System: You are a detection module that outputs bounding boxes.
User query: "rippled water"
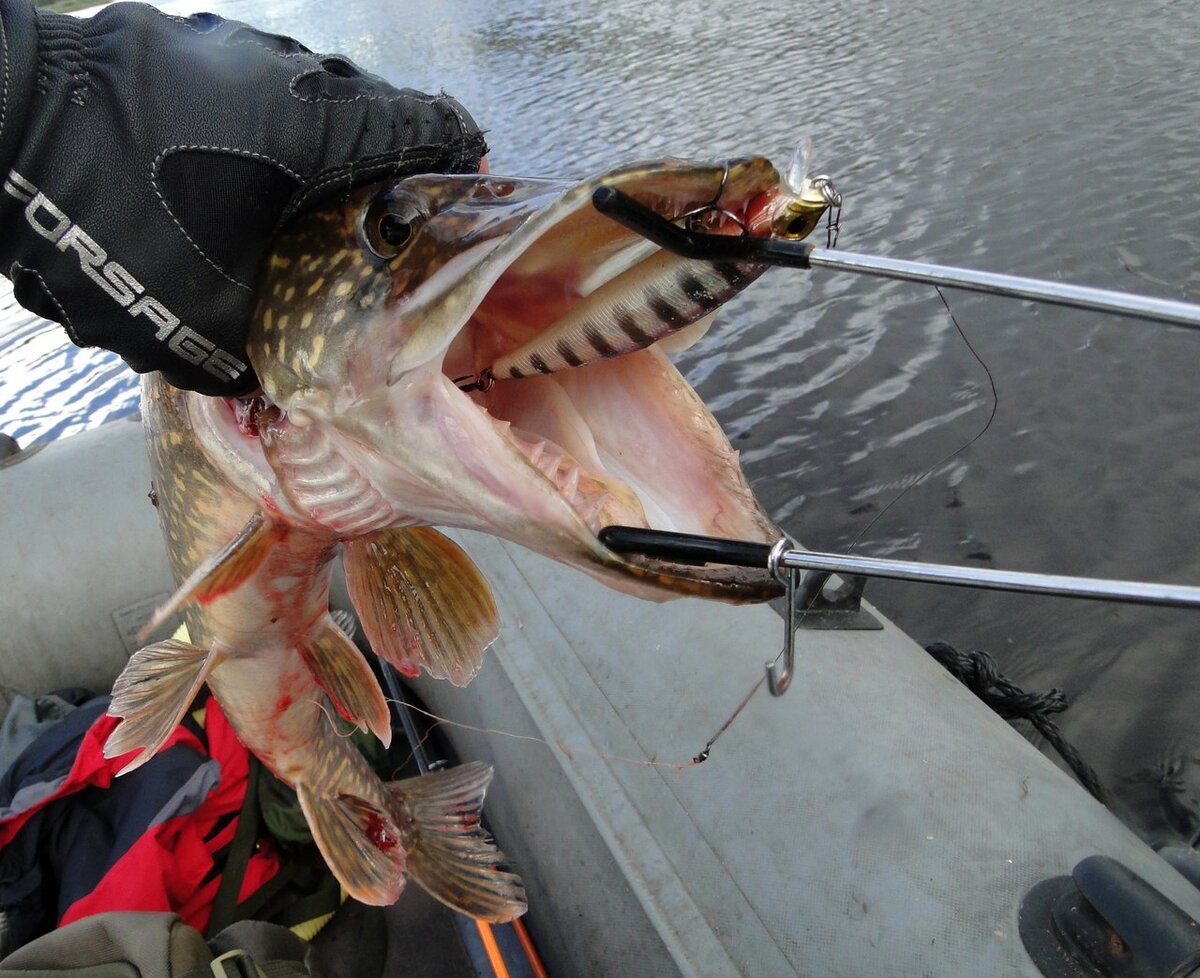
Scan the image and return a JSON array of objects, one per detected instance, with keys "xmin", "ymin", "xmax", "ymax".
[{"xmin": 3, "ymin": 0, "xmax": 1199, "ymax": 840}]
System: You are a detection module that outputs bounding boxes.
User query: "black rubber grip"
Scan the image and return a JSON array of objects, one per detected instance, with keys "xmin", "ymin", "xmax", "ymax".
[{"xmin": 598, "ymin": 525, "xmax": 772, "ymax": 569}]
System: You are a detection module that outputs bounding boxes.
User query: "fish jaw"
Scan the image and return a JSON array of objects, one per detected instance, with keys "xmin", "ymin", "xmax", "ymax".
[{"xmin": 248, "ymin": 158, "xmax": 802, "ymax": 601}]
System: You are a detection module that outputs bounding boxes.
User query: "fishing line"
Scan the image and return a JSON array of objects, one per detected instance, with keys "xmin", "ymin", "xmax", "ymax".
[
  {"xmin": 389, "ymin": 716, "xmax": 441, "ymax": 777},
  {"xmin": 374, "ymin": 296, "xmax": 1001, "ymax": 773},
  {"xmin": 834, "ymin": 285, "xmax": 1000, "ymax": 546},
  {"xmin": 385, "ymin": 698, "xmax": 704, "ymax": 772},
  {"xmin": 695, "ymin": 286, "xmax": 1000, "ymax": 760},
  {"xmin": 310, "ymin": 697, "xmax": 370, "ymax": 740}
]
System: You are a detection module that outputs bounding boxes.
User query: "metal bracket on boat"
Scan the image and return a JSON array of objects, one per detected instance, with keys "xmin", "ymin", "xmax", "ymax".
[
  {"xmin": 778, "ymin": 565, "xmax": 882, "ymax": 632},
  {"xmin": 592, "ymin": 186, "xmax": 1200, "ymax": 331},
  {"xmin": 767, "ymin": 536, "xmax": 885, "ymax": 696},
  {"xmin": 765, "ymin": 539, "xmax": 880, "ymax": 695}
]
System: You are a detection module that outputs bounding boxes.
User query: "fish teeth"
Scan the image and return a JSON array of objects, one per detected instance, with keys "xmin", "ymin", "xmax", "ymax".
[
  {"xmin": 535, "ymin": 449, "xmax": 559, "ymax": 479},
  {"xmin": 579, "ymin": 496, "xmax": 605, "ymax": 529},
  {"xmin": 558, "ymin": 464, "xmax": 580, "ymax": 500},
  {"xmin": 497, "ymin": 424, "xmax": 594, "ymax": 511}
]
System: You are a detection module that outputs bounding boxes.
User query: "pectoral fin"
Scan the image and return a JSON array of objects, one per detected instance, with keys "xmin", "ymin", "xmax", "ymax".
[
  {"xmin": 394, "ymin": 761, "xmax": 527, "ymax": 922},
  {"xmin": 299, "ymin": 617, "xmax": 392, "ymax": 747},
  {"xmin": 344, "ymin": 527, "xmax": 499, "ymax": 688},
  {"xmin": 137, "ymin": 512, "xmax": 285, "ymax": 641},
  {"xmin": 296, "ymin": 784, "xmax": 406, "ymax": 906},
  {"xmin": 104, "ymin": 639, "xmax": 223, "ymax": 775}
]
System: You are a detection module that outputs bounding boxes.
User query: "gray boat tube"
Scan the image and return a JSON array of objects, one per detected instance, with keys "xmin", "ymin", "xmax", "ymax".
[{"xmin": 3, "ymin": 420, "xmax": 1200, "ymax": 977}]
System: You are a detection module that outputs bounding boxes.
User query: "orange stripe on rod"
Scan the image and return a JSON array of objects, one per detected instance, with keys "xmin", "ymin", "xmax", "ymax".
[
  {"xmin": 512, "ymin": 918, "xmax": 550, "ymax": 978},
  {"xmin": 475, "ymin": 921, "xmax": 510, "ymax": 978}
]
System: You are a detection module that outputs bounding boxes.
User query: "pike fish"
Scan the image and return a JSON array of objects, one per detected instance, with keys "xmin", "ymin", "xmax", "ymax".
[{"xmin": 107, "ymin": 156, "xmax": 821, "ymax": 915}]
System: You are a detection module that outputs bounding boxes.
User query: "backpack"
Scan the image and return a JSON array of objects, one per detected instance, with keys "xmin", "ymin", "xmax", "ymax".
[{"xmin": 0, "ymin": 912, "xmax": 322, "ymax": 978}]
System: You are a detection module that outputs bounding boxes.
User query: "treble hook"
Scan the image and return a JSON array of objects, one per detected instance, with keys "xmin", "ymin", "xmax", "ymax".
[
  {"xmin": 810, "ymin": 174, "xmax": 843, "ymax": 248},
  {"xmin": 675, "ymin": 161, "xmax": 752, "ymax": 238}
]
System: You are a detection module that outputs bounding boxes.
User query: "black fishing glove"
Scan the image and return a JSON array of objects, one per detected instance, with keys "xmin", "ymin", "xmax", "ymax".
[{"xmin": 0, "ymin": 0, "xmax": 485, "ymax": 395}]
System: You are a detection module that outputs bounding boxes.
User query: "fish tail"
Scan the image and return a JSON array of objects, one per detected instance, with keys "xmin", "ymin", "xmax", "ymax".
[{"xmin": 393, "ymin": 761, "xmax": 527, "ymax": 922}]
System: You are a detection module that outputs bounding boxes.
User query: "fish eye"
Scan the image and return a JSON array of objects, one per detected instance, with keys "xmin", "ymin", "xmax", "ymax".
[
  {"xmin": 359, "ymin": 191, "xmax": 424, "ymax": 262},
  {"xmin": 377, "ymin": 214, "xmax": 412, "ymax": 249}
]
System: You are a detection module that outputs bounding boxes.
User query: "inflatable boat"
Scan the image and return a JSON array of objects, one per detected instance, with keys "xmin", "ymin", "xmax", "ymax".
[{"xmin": 4, "ymin": 416, "xmax": 1200, "ymax": 977}]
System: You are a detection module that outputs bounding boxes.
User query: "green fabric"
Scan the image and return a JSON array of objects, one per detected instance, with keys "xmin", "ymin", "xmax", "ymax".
[
  {"xmin": 267, "ymin": 885, "xmax": 340, "ymax": 932},
  {"xmin": 178, "ymin": 950, "xmax": 312, "ymax": 978},
  {"xmin": 0, "ymin": 914, "xmax": 208, "ymax": 977},
  {"xmin": 207, "ymin": 758, "xmax": 265, "ymax": 938},
  {"xmin": 256, "ymin": 773, "xmax": 310, "ymax": 847}
]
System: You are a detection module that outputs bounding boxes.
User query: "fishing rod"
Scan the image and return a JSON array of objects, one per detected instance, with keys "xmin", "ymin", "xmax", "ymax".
[
  {"xmin": 590, "ymin": 186, "xmax": 1200, "ymax": 330},
  {"xmin": 598, "ymin": 526, "xmax": 1200, "ymax": 696}
]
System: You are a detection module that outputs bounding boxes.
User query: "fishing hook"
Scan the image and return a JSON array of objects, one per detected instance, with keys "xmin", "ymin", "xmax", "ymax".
[
  {"xmin": 674, "ymin": 161, "xmax": 752, "ymax": 238},
  {"xmin": 453, "ymin": 369, "xmax": 495, "ymax": 393}
]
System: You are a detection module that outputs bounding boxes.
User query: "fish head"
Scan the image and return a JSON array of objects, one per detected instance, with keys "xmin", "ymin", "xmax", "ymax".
[{"xmin": 230, "ymin": 157, "xmax": 815, "ymax": 602}]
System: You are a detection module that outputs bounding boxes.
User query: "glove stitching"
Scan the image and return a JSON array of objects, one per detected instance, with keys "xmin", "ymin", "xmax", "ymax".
[
  {"xmin": 441, "ymin": 93, "xmax": 471, "ymax": 169},
  {"xmin": 288, "ymin": 149, "xmax": 445, "ymax": 217},
  {"xmin": 154, "ymin": 10, "xmax": 216, "ymax": 37},
  {"xmin": 11, "ymin": 261, "xmax": 80, "ymax": 345},
  {"xmin": 152, "ymin": 145, "xmax": 304, "ymax": 291},
  {"xmin": 286, "ymin": 72, "xmax": 446, "ymax": 106},
  {"xmin": 223, "ymin": 36, "xmax": 313, "ymax": 61},
  {"xmin": 69, "ymin": 47, "xmax": 86, "ymax": 108},
  {"xmin": 0, "ymin": 9, "xmax": 9, "ymax": 152},
  {"xmin": 156, "ymin": 144, "xmax": 304, "ymax": 183}
]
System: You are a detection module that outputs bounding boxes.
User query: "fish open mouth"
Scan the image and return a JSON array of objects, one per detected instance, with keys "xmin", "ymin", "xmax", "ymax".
[
  {"xmin": 247, "ymin": 158, "xmax": 800, "ymax": 602},
  {"xmin": 427, "ymin": 160, "xmax": 789, "ymax": 601}
]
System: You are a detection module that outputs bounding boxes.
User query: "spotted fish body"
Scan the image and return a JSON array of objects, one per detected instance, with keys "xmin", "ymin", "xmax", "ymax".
[
  {"xmin": 107, "ymin": 154, "xmax": 816, "ymax": 915},
  {"xmin": 143, "ymin": 383, "xmax": 357, "ymax": 787}
]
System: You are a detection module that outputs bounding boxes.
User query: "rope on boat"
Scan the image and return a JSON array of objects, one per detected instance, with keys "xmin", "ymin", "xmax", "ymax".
[{"xmin": 924, "ymin": 641, "xmax": 1112, "ymax": 808}]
